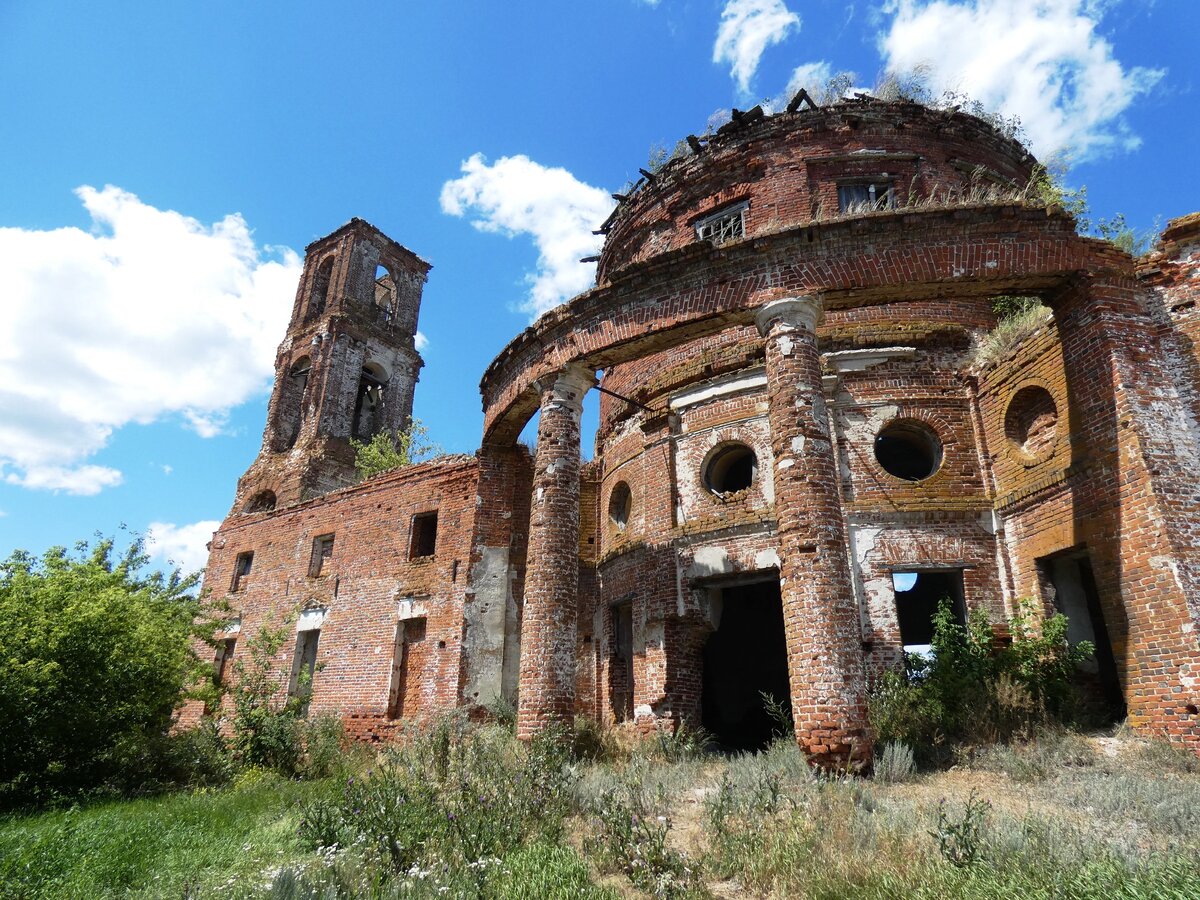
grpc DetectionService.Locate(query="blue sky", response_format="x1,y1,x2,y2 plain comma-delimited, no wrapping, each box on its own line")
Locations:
0,0,1196,573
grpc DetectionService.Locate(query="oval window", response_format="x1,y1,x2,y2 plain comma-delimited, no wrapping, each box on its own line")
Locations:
704,443,757,495
874,421,942,481
609,481,632,530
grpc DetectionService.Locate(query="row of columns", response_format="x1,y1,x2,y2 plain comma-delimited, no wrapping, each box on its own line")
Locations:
513,297,871,768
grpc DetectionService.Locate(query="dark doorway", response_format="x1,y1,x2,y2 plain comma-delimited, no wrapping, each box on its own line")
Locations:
892,570,966,653
1041,552,1125,722
702,579,791,752
610,601,634,722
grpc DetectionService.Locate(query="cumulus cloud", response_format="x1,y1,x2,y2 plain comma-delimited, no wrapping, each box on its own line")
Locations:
0,186,300,494
440,153,614,320
414,331,429,352
878,0,1164,160
147,519,221,575
713,0,801,93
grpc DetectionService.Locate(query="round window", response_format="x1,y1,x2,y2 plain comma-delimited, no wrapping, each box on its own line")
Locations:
704,443,757,495
609,481,632,529
1004,386,1058,459
874,421,942,481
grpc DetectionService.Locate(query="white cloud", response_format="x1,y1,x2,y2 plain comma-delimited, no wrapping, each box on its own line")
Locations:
0,186,301,494
878,0,1164,160
161,464,173,476
414,331,429,352
440,154,614,320
713,0,801,93
147,519,220,575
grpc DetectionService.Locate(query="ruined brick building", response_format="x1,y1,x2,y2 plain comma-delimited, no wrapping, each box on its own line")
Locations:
191,97,1200,766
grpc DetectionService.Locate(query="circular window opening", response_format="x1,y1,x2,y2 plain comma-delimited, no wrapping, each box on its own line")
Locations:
705,443,758,495
1005,386,1058,458
874,421,942,481
608,482,632,529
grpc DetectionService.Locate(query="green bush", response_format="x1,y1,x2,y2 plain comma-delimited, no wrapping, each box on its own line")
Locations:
0,537,207,807
869,599,1092,763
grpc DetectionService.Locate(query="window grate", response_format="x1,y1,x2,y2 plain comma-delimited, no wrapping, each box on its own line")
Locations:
695,202,748,245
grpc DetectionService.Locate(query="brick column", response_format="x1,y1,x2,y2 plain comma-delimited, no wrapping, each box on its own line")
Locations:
516,363,596,738
756,297,872,770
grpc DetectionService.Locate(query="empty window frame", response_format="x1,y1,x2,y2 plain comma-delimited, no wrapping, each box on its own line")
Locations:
230,551,254,591
694,201,748,245
213,636,237,688
837,181,895,213
309,534,334,577
611,600,634,722
891,569,966,655
289,629,321,715
410,512,438,559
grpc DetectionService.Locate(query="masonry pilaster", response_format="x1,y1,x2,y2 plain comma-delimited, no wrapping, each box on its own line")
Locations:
516,363,597,738
756,297,872,769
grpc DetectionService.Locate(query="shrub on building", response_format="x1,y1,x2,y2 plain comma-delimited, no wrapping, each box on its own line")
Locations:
869,599,1092,764
0,537,210,807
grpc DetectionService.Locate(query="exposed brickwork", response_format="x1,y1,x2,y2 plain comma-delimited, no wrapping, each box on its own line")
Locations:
190,100,1200,760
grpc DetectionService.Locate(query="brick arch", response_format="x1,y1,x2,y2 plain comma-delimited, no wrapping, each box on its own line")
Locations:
480,204,1102,447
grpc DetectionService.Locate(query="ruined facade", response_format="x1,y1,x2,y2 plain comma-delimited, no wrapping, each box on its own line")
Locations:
188,98,1200,765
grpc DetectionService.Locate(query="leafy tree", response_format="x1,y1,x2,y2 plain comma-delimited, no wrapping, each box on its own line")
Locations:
0,536,207,806
350,418,439,481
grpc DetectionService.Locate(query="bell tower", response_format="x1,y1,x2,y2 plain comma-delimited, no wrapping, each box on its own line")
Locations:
231,219,431,514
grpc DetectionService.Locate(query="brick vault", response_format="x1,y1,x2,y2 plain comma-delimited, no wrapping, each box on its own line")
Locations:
182,97,1200,767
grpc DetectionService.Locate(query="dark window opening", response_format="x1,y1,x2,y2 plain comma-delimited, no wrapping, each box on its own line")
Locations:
387,617,427,719
702,579,791,752
695,202,747,245
610,601,634,722
284,357,312,449
243,490,276,514
309,258,333,319
609,481,632,530
309,534,334,577
838,181,895,213
289,629,320,716
1041,552,1125,722
230,551,254,591
875,421,943,481
892,570,966,655
410,512,438,558
704,443,757,495
351,365,388,440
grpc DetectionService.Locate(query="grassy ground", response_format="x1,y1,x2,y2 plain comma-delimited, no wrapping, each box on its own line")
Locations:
2,729,1198,899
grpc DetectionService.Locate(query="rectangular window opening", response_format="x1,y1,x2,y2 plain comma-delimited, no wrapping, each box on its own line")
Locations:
694,202,747,245
230,551,254,591
611,601,634,722
309,534,334,577
891,569,966,657
410,512,438,559
837,181,895,213
289,629,321,716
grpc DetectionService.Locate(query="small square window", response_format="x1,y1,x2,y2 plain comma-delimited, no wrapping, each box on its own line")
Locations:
230,551,254,591
410,512,438,559
310,534,334,577
694,202,747,245
838,182,895,213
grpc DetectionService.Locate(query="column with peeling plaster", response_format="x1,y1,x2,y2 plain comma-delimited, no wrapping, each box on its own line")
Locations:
516,363,597,738
756,297,872,770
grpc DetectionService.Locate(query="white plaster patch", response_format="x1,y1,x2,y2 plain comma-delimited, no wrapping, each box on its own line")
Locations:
791,435,806,454
778,334,795,356
670,369,767,411
297,607,327,631
688,545,733,579
755,548,781,570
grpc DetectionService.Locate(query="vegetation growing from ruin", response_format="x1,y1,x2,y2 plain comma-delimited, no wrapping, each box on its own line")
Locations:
869,599,1093,765
3,715,1198,899
0,536,212,808
350,418,439,481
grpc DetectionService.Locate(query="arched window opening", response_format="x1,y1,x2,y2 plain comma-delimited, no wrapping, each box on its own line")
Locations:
874,420,943,481
704,443,757,495
309,258,333,319
352,363,389,440
283,356,312,449
374,264,396,324
243,490,277,514
1005,386,1058,459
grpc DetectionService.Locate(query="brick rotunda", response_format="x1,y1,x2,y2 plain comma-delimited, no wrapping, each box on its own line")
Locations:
185,96,1200,767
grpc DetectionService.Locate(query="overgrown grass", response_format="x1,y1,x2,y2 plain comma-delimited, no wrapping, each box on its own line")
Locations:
3,718,1197,899
0,771,330,899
